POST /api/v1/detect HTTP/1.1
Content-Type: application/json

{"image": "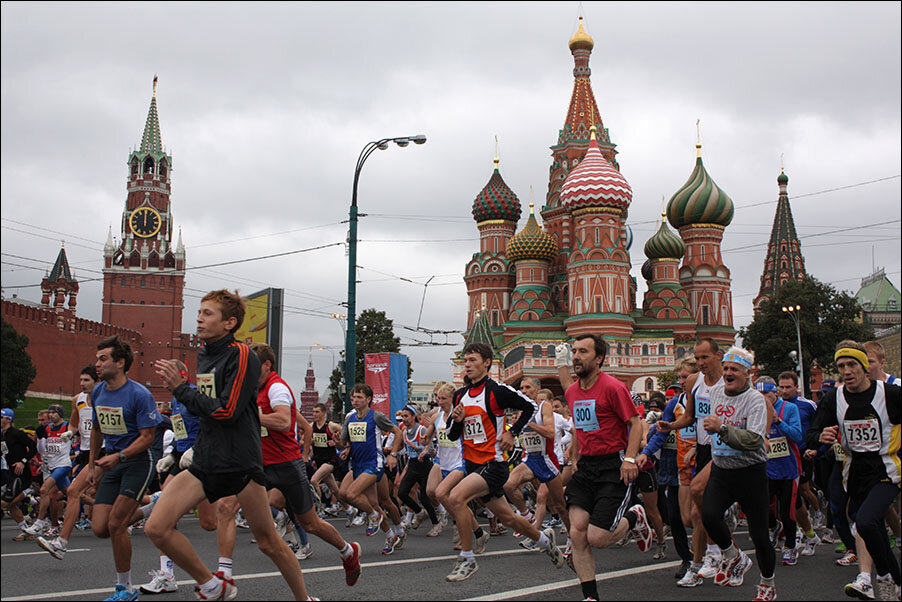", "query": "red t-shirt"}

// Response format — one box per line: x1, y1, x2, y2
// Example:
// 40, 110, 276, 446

565, 371, 637, 457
